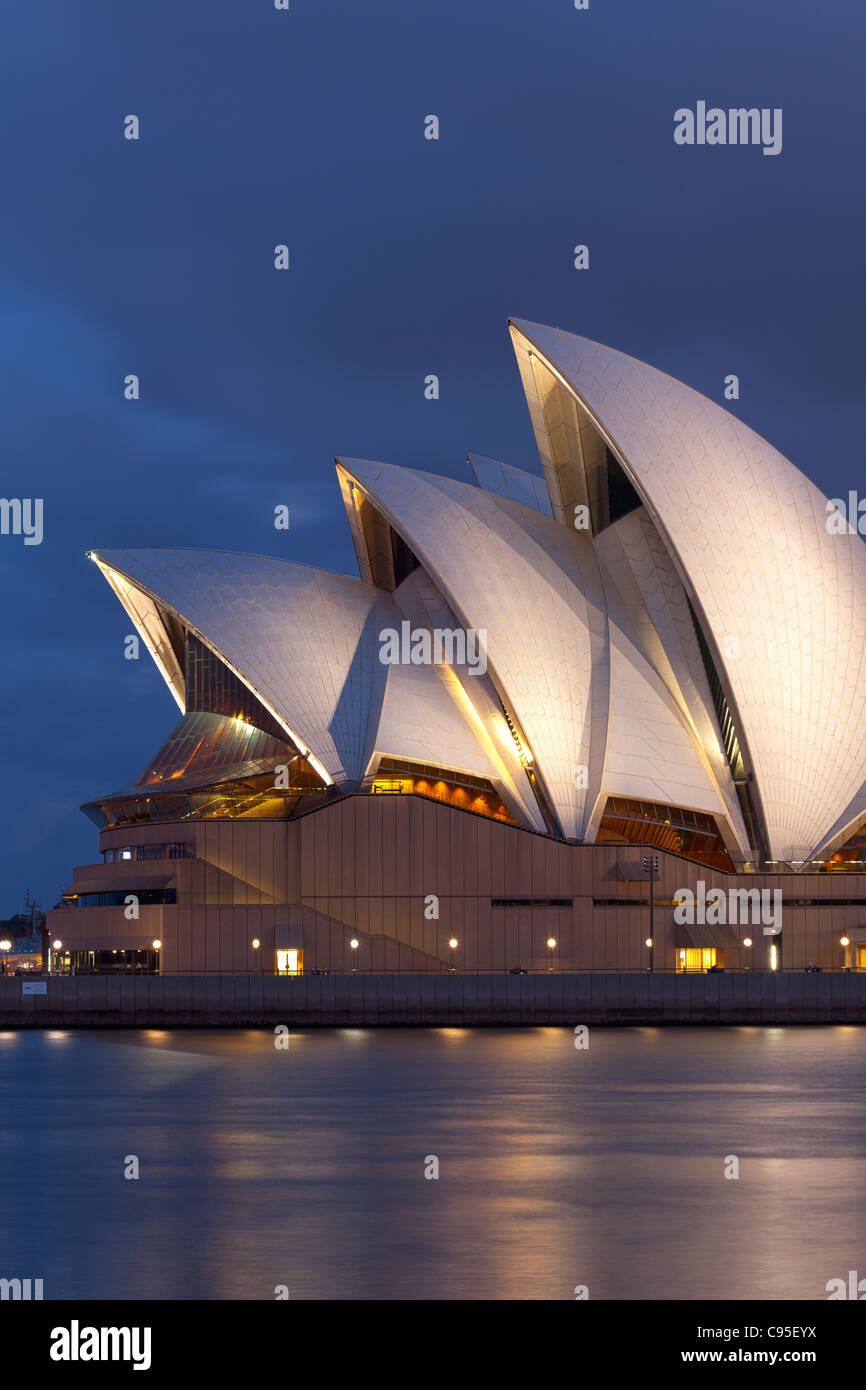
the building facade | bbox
[48,321,866,975]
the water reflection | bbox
[0,1026,863,1299]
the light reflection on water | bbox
[1,1026,864,1300]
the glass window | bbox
[275,949,302,976]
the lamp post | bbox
[645,937,654,973]
[841,936,851,972]
[641,855,658,972]
[349,938,359,973]
[546,937,557,973]
[152,939,161,977]
[251,938,261,975]
[448,937,458,973]
[743,937,752,973]
[0,940,10,977]
[51,939,62,976]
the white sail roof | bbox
[509,319,866,863]
[87,319,866,867]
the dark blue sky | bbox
[1,0,863,916]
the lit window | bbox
[275,949,302,976]
[677,948,718,973]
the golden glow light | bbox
[645,938,653,948]
[448,938,458,949]
[349,938,359,949]
[841,936,850,946]
[547,937,557,949]
[743,937,752,948]
[152,939,162,950]
[251,938,261,949]
[770,945,778,971]
[51,939,61,950]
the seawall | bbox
[2,972,866,1027]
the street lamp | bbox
[349,938,359,972]
[645,937,654,973]
[448,938,458,972]
[641,856,658,971]
[841,936,851,972]
[0,940,10,977]
[743,937,752,973]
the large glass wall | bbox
[61,889,176,908]
[372,757,515,824]
[104,843,194,862]
[184,634,290,742]
[597,796,733,871]
[63,949,160,975]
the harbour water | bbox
[1,1026,863,1300]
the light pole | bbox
[743,937,752,972]
[349,938,359,973]
[51,939,62,976]
[642,855,658,972]
[547,936,557,973]
[251,938,261,975]
[448,937,458,973]
[841,936,851,972]
[0,940,10,977]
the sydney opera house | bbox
[49,320,866,977]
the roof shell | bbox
[509,319,866,863]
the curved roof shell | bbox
[509,319,866,864]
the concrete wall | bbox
[47,795,866,976]
[3,972,866,1027]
